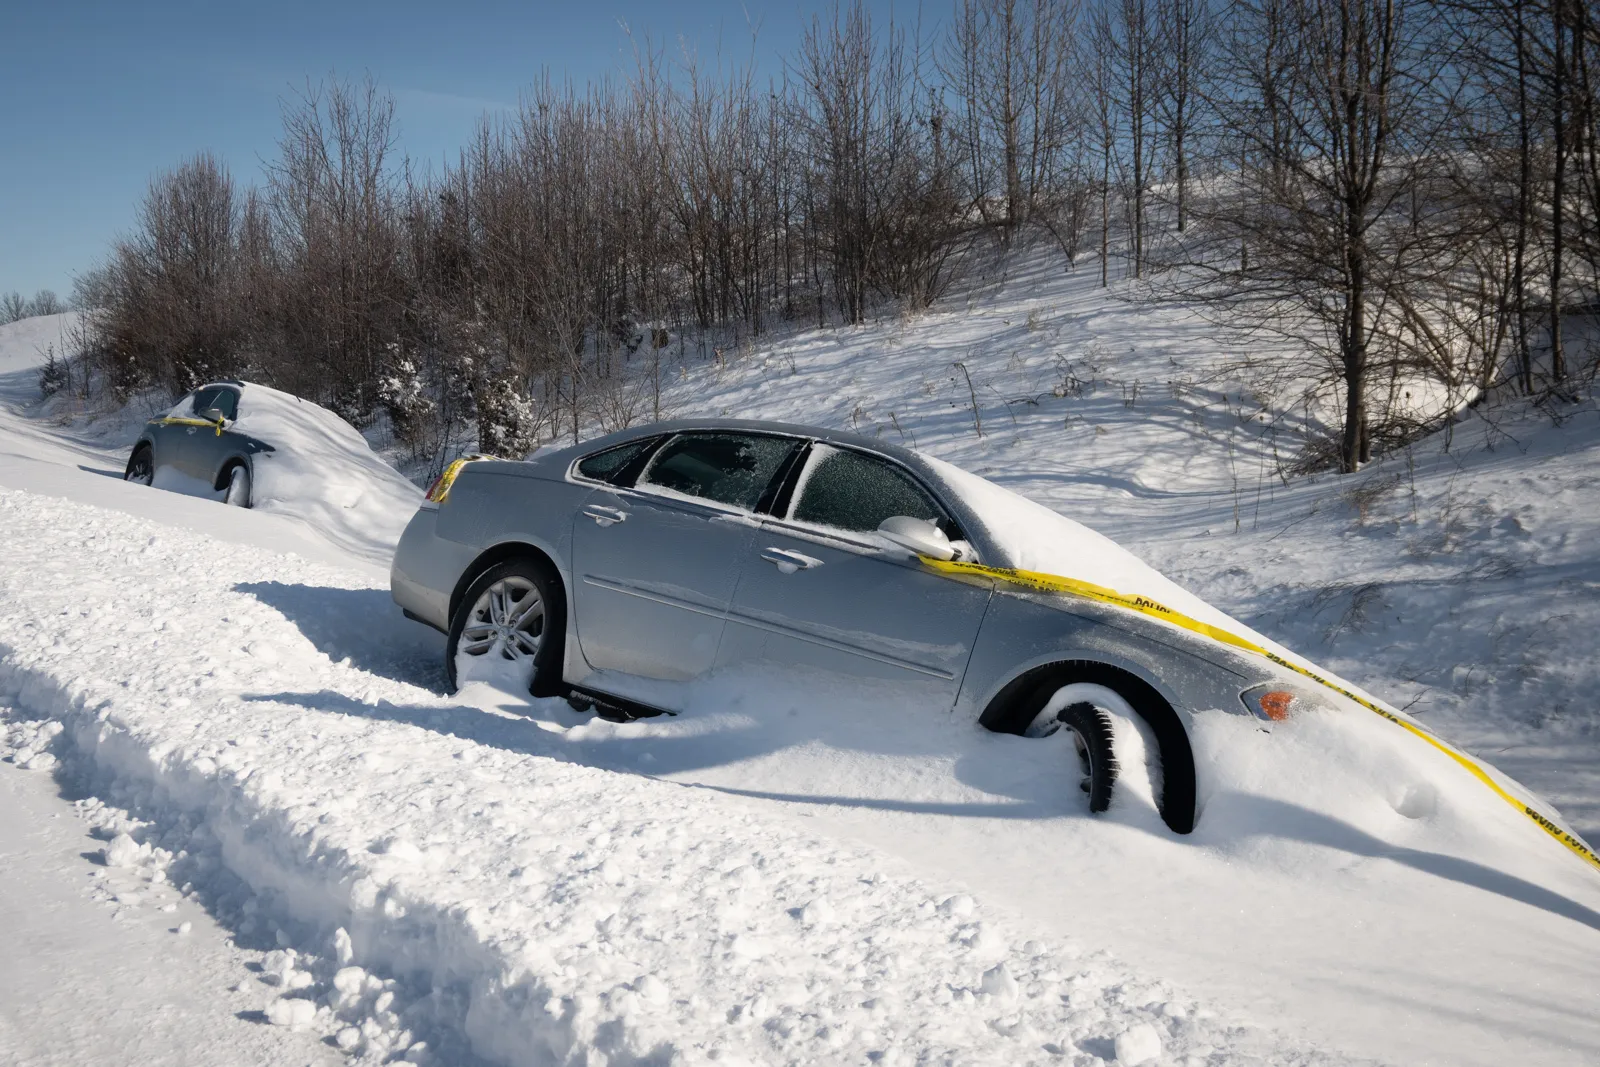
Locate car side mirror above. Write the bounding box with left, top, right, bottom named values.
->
left=200, top=407, right=227, bottom=423
left=877, top=515, right=956, bottom=560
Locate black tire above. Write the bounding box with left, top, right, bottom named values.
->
left=986, top=660, right=1196, bottom=834
left=1057, top=701, right=1120, bottom=814
left=124, top=446, right=154, bottom=486
left=446, top=557, right=565, bottom=696
left=222, top=463, right=252, bottom=507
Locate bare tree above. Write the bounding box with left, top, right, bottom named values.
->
left=1104, top=0, right=1160, bottom=275
left=269, top=74, right=408, bottom=413
left=27, top=290, right=64, bottom=316
left=1185, top=0, right=1447, bottom=471
left=97, top=153, right=245, bottom=392
left=797, top=3, right=956, bottom=322
left=1153, top=0, right=1214, bottom=233
left=942, top=0, right=1085, bottom=243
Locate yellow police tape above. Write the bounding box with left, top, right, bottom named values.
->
left=920, top=555, right=1600, bottom=875
left=155, top=416, right=223, bottom=436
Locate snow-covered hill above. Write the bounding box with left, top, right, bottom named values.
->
left=1, top=268, right=1598, bottom=1067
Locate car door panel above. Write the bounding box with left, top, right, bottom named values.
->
left=569, top=485, right=755, bottom=685
left=717, top=441, right=994, bottom=710
left=189, top=386, right=244, bottom=487
left=718, top=520, right=993, bottom=709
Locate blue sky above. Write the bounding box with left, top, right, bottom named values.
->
left=0, top=0, right=920, bottom=301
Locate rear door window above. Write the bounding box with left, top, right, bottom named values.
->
left=789, top=444, right=950, bottom=536
left=640, top=432, right=793, bottom=511
left=576, top=437, right=656, bottom=484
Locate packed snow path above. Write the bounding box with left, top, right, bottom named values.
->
left=0, top=760, right=342, bottom=1067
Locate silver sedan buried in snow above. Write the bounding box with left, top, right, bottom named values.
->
left=390, top=419, right=1304, bottom=834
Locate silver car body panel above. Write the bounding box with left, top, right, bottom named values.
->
left=570, top=484, right=755, bottom=684
left=716, top=515, right=994, bottom=711
left=392, top=419, right=1279, bottom=728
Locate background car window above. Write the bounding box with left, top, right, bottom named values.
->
left=190, top=386, right=225, bottom=417
left=641, top=432, right=791, bottom=511
left=791, top=444, right=947, bottom=535
left=577, top=438, right=653, bottom=483
left=211, top=388, right=239, bottom=421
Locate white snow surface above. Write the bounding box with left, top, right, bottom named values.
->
left=0, top=488, right=1360, bottom=1066
left=4, top=263, right=1600, bottom=1067
left=0, top=758, right=342, bottom=1067
left=227, top=381, right=422, bottom=564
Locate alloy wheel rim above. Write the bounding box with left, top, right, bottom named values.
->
left=459, top=577, right=544, bottom=663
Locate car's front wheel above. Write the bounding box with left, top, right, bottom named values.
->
left=992, top=661, right=1196, bottom=833
left=446, top=558, right=564, bottom=694
left=222, top=463, right=251, bottom=507
left=124, top=446, right=154, bottom=486
left=1026, top=699, right=1120, bottom=813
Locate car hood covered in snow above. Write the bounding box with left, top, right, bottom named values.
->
left=918, top=452, right=1593, bottom=857
left=231, top=383, right=420, bottom=564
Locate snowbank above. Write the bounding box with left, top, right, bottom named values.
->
left=230, top=383, right=420, bottom=563
left=925, top=453, right=1589, bottom=851
left=0, top=487, right=1365, bottom=1066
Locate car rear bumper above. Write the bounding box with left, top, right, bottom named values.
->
left=390, top=506, right=475, bottom=633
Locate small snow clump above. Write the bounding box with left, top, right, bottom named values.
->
left=1114, top=1022, right=1163, bottom=1064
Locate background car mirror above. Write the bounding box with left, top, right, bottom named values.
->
left=200, top=407, right=227, bottom=423
left=877, top=515, right=956, bottom=560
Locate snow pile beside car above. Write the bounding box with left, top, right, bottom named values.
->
left=919, top=454, right=1598, bottom=881
left=0, top=487, right=1377, bottom=1067
left=231, top=384, right=420, bottom=563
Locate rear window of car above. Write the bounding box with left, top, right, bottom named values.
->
left=576, top=437, right=655, bottom=484
left=789, top=444, right=949, bottom=535
left=641, top=432, right=793, bottom=511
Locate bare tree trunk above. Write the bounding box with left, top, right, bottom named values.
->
left=1515, top=0, right=1533, bottom=392
left=1002, top=0, right=1023, bottom=238
left=1551, top=0, right=1569, bottom=382
left=1343, top=239, right=1370, bottom=467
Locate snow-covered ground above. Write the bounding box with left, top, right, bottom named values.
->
left=1, top=256, right=1598, bottom=1067
left=0, top=759, right=342, bottom=1067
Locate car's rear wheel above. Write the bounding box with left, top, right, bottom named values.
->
left=447, top=559, right=563, bottom=694
left=124, top=446, right=154, bottom=486
left=223, top=463, right=251, bottom=507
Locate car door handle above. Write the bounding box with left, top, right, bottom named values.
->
left=582, top=504, right=628, bottom=527
left=760, top=547, right=823, bottom=574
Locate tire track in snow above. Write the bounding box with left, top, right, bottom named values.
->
left=0, top=488, right=1372, bottom=1066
